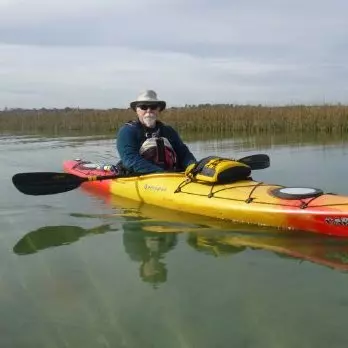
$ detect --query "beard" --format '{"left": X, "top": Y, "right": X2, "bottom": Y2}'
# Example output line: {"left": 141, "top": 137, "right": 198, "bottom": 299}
{"left": 143, "top": 113, "right": 157, "bottom": 128}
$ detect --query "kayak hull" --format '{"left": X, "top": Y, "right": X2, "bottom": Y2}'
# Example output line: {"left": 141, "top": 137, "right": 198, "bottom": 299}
{"left": 63, "top": 160, "right": 348, "bottom": 237}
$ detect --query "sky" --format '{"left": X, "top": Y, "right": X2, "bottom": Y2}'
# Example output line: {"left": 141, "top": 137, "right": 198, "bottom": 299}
{"left": 0, "top": 0, "right": 347, "bottom": 108}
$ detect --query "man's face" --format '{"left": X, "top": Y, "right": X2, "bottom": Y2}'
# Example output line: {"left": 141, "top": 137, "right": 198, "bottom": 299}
{"left": 136, "top": 104, "right": 160, "bottom": 128}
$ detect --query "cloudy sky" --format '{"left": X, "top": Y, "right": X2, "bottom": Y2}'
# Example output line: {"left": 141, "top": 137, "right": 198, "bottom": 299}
{"left": 0, "top": 0, "right": 347, "bottom": 108}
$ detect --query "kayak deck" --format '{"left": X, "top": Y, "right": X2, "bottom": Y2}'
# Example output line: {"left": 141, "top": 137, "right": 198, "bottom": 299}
{"left": 63, "top": 159, "right": 348, "bottom": 237}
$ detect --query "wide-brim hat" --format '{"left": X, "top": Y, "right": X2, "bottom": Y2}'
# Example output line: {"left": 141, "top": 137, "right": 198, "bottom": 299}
{"left": 130, "top": 90, "right": 166, "bottom": 111}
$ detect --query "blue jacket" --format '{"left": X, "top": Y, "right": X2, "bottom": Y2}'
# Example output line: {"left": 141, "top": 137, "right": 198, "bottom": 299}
{"left": 116, "top": 121, "right": 196, "bottom": 174}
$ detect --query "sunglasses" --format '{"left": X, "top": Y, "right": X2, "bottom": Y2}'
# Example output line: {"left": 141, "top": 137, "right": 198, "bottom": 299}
{"left": 137, "top": 104, "right": 160, "bottom": 111}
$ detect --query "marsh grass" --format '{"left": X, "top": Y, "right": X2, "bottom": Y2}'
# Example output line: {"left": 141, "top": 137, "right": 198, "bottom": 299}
{"left": 1, "top": 104, "right": 348, "bottom": 137}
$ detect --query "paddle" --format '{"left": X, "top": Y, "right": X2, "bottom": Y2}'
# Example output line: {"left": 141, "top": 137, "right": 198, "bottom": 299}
{"left": 13, "top": 224, "right": 117, "bottom": 255}
{"left": 236, "top": 154, "right": 270, "bottom": 170}
{"left": 12, "top": 172, "right": 120, "bottom": 196}
{"left": 12, "top": 154, "right": 270, "bottom": 196}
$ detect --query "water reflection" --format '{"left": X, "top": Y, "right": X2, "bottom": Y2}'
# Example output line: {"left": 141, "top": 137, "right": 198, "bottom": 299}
{"left": 236, "top": 132, "right": 348, "bottom": 149}
{"left": 113, "top": 191, "right": 348, "bottom": 266}
{"left": 122, "top": 224, "right": 177, "bottom": 286}
{"left": 12, "top": 186, "right": 348, "bottom": 291}
{"left": 186, "top": 230, "right": 348, "bottom": 271}
{"left": 3, "top": 131, "right": 348, "bottom": 151}
{"left": 13, "top": 224, "right": 118, "bottom": 255}
{"left": 91, "top": 191, "right": 348, "bottom": 273}
{"left": 13, "top": 221, "right": 177, "bottom": 288}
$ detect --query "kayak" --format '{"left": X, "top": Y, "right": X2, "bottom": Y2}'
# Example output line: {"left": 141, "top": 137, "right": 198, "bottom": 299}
{"left": 63, "top": 159, "right": 348, "bottom": 237}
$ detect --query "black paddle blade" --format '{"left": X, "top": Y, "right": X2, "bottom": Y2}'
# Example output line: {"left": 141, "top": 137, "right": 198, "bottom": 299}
{"left": 12, "top": 172, "right": 86, "bottom": 196}
{"left": 238, "top": 154, "right": 270, "bottom": 170}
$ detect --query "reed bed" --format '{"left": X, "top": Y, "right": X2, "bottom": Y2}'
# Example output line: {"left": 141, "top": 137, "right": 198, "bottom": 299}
{"left": 1, "top": 104, "right": 348, "bottom": 136}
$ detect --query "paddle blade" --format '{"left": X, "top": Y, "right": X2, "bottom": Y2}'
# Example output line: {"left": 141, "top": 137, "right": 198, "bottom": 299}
{"left": 12, "top": 172, "right": 86, "bottom": 196}
{"left": 238, "top": 154, "right": 270, "bottom": 170}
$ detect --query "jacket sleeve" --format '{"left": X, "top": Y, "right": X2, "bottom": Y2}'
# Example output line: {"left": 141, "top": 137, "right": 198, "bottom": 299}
{"left": 116, "top": 125, "right": 165, "bottom": 174}
{"left": 166, "top": 126, "right": 197, "bottom": 170}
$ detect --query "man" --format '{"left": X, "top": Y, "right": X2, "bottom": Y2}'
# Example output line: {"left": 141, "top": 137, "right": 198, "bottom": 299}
{"left": 116, "top": 90, "right": 196, "bottom": 174}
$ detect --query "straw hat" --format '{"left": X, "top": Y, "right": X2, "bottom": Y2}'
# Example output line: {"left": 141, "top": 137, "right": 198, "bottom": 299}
{"left": 130, "top": 90, "right": 166, "bottom": 111}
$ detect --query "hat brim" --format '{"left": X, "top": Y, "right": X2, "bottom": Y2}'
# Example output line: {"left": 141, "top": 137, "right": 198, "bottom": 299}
{"left": 130, "top": 101, "right": 166, "bottom": 111}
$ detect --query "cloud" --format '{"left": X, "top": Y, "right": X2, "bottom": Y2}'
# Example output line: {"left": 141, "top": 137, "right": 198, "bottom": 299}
{"left": 0, "top": 0, "right": 347, "bottom": 108}
{"left": 1, "top": 0, "right": 346, "bottom": 48}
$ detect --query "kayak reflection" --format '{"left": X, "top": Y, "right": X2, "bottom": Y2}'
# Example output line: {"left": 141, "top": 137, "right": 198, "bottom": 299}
{"left": 86, "top": 183, "right": 348, "bottom": 273}
{"left": 187, "top": 230, "right": 348, "bottom": 271}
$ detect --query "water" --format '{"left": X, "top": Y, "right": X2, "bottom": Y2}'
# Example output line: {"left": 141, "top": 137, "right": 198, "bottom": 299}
{"left": 2, "top": 134, "right": 348, "bottom": 347}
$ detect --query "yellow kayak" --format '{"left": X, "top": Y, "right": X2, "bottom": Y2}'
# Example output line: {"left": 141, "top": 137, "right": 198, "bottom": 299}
{"left": 63, "top": 159, "right": 348, "bottom": 237}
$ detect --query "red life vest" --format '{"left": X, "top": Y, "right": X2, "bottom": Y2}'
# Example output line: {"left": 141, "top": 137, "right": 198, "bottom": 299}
{"left": 139, "top": 137, "right": 177, "bottom": 170}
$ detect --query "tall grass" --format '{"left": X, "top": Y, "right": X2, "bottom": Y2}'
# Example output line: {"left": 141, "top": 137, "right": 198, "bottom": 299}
{"left": 1, "top": 104, "right": 348, "bottom": 136}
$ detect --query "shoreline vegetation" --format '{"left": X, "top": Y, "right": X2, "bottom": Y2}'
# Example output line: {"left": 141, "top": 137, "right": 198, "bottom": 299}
{"left": 1, "top": 104, "right": 348, "bottom": 138}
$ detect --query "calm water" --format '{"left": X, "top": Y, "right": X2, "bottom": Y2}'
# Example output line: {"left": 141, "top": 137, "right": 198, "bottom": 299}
{"left": 2, "top": 134, "right": 348, "bottom": 348}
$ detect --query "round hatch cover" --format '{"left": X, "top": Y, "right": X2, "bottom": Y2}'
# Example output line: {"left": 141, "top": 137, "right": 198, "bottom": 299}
{"left": 271, "top": 187, "right": 323, "bottom": 199}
